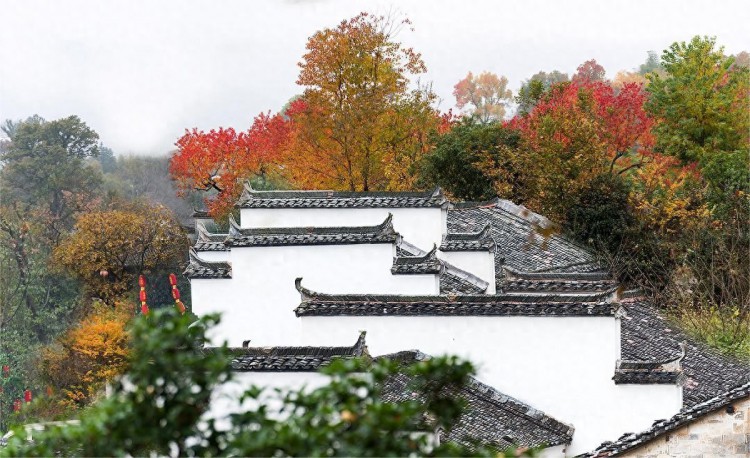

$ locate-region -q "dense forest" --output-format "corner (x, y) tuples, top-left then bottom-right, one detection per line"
(0, 12), (747, 435)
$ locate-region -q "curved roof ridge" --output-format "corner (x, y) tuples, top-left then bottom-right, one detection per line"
(503, 266), (612, 282)
(238, 184), (449, 209)
(226, 214), (400, 247)
(293, 279), (620, 317)
(203, 332), (368, 372)
(184, 248), (232, 279)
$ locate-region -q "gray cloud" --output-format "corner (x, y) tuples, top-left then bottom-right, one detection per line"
(1, 0), (747, 154)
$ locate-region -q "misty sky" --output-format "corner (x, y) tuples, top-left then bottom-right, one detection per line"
(1, 0), (748, 155)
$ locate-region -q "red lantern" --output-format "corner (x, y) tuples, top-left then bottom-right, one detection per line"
(141, 303), (150, 315)
(175, 300), (186, 315)
(13, 399), (20, 412)
(2, 365), (8, 377)
(24, 389), (32, 403)
(168, 273), (177, 286)
(171, 289), (180, 300)
(138, 275), (146, 287)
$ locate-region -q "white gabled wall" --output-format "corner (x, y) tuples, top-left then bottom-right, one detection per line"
(240, 207), (444, 253)
(296, 315), (682, 456)
(438, 250), (496, 293)
(191, 243), (438, 347)
(195, 250), (230, 262)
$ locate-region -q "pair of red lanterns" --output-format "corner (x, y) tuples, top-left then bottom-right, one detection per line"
(138, 273), (186, 315)
(10, 390), (32, 413)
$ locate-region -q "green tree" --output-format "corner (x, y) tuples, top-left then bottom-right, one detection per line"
(646, 36), (749, 164)
(515, 70), (569, 116)
(3, 310), (531, 457)
(0, 115), (102, 244)
(421, 119), (522, 201)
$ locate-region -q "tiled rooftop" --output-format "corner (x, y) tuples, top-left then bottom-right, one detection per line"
(237, 184), (449, 209)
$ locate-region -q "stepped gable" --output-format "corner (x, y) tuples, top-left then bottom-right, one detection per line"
(293, 278), (618, 317)
(439, 224), (496, 252)
(392, 244), (442, 274)
(397, 240), (488, 294)
(613, 343), (686, 385)
(620, 300), (750, 408)
(237, 184), (449, 209)
(204, 332), (368, 372)
(194, 223), (229, 252)
(225, 213), (400, 247)
(501, 267), (617, 294)
(379, 350), (574, 450)
(584, 381), (750, 457)
(184, 248), (232, 279)
(448, 200), (603, 286)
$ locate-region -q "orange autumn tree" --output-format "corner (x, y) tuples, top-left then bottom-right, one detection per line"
(40, 301), (131, 408)
(283, 12), (441, 191)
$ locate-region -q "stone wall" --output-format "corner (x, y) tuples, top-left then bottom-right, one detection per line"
(621, 395), (750, 457)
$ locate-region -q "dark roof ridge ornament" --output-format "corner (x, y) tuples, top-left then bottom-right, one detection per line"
(392, 243), (443, 275)
(184, 248), (232, 279)
(294, 277), (318, 302)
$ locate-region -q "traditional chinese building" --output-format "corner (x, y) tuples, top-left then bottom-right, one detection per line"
(186, 185), (750, 456)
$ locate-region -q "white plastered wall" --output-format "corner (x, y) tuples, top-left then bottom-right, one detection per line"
(296, 315), (682, 456)
(438, 250), (496, 293)
(240, 207), (445, 252)
(209, 372), (331, 431)
(191, 243), (438, 347)
(195, 250), (230, 262)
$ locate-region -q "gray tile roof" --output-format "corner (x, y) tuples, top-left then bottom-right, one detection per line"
(392, 245), (442, 275)
(194, 223), (229, 252)
(447, 202), (603, 288)
(501, 268), (617, 294)
(379, 351), (574, 450)
(203, 332), (368, 372)
(440, 268), (488, 295)
(237, 184), (449, 209)
(583, 381), (750, 457)
(620, 299), (750, 408)
(293, 278), (619, 317)
(439, 224), (496, 252)
(225, 213), (400, 247)
(210, 340), (574, 451)
(613, 345), (686, 385)
(183, 248), (232, 279)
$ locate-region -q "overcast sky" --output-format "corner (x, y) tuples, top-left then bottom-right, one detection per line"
(1, 0), (748, 155)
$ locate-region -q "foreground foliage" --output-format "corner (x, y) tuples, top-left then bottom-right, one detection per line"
(3, 310), (532, 457)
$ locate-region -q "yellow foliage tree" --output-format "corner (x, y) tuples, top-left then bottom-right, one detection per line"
(284, 12), (440, 191)
(41, 301), (131, 408)
(53, 201), (187, 304)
